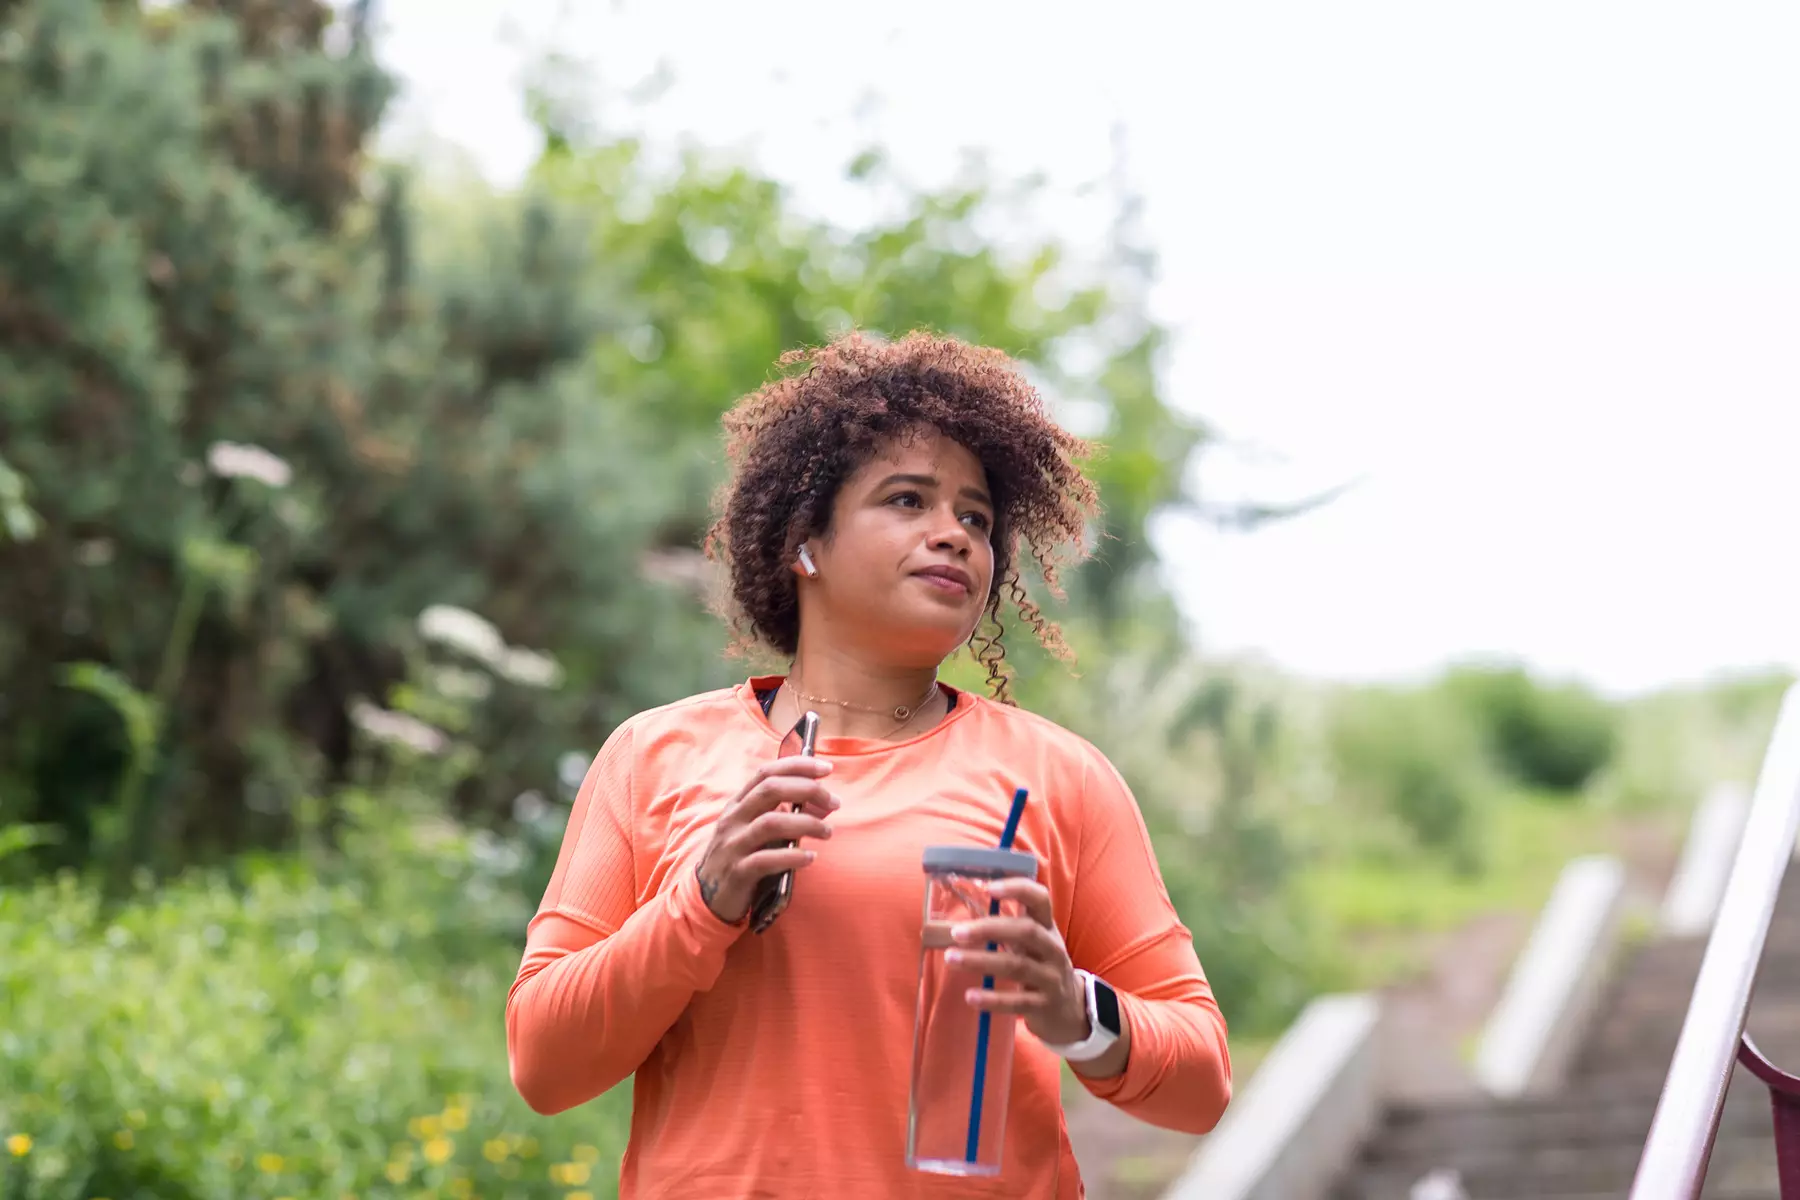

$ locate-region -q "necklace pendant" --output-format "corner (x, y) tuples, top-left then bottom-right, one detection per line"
(893, 705), (910, 720)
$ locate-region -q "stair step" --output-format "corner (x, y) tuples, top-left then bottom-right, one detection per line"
(1328, 875), (1800, 1200)
(1333, 1130), (1778, 1198)
(1363, 1088), (1769, 1161)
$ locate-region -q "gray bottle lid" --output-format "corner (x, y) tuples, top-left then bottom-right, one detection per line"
(921, 844), (1039, 879)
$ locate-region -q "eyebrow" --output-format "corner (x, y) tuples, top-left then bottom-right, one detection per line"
(874, 472), (992, 507)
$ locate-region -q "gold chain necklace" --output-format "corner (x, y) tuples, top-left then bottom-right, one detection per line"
(788, 677), (940, 723)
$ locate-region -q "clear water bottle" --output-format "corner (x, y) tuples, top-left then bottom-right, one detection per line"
(905, 844), (1039, 1177)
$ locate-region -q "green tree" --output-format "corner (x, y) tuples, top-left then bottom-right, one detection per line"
(0, 0), (1236, 885)
(0, 0), (712, 872)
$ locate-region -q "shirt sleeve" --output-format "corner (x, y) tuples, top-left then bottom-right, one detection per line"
(505, 721), (746, 1115)
(1060, 745), (1232, 1134)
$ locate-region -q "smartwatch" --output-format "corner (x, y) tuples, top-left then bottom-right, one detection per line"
(1039, 970), (1123, 1063)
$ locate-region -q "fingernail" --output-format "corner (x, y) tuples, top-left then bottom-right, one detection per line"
(946, 949), (964, 966)
(951, 924), (972, 942)
(804, 851), (817, 862)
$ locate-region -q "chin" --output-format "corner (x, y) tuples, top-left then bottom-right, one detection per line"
(873, 615), (978, 667)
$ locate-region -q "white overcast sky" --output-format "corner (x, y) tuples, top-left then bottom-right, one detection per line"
(371, 1), (1800, 697)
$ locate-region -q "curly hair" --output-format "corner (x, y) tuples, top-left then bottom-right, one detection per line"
(703, 330), (1101, 703)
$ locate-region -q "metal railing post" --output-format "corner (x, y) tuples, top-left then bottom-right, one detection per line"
(1629, 683), (1800, 1198)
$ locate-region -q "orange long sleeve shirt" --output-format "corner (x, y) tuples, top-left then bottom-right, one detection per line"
(506, 676), (1231, 1198)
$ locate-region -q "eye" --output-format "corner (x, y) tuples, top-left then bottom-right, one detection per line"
(961, 510), (992, 533)
(886, 490), (924, 509)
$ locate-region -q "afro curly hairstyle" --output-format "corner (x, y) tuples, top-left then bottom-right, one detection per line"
(703, 330), (1101, 703)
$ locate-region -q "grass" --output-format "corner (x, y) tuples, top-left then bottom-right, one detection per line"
(1297, 787), (1680, 992)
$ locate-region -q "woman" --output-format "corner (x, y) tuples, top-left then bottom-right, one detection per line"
(506, 331), (1231, 1198)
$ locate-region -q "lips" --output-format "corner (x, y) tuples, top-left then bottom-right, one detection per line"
(913, 565), (974, 595)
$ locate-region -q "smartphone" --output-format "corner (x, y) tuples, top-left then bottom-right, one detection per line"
(749, 710), (821, 935)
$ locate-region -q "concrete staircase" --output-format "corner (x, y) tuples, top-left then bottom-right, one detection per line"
(1329, 875), (1800, 1199)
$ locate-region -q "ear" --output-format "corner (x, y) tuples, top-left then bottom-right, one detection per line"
(794, 543), (820, 579)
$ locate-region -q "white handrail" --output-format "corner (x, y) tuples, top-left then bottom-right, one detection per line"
(1629, 682), (1800, 1197)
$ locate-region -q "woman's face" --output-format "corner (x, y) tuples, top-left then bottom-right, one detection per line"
(802, 428), (997, 666)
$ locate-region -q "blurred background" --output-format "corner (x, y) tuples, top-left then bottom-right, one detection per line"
(2, 2), (1796, 1198)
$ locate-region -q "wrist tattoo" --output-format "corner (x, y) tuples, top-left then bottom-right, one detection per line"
(696, 862), (720, 909)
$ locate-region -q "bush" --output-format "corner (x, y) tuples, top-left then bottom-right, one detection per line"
(1327, 686), (1495, 874)
(0, 798), (626, 1200)
(1441, 664), (1618, 793)
(1032, 645), (1335, 1037)
(1589, 668), (1793, 812)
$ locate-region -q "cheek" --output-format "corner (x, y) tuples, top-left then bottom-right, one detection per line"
(973, 539), (999, 592)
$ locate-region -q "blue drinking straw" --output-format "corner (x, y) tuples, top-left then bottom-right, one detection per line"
(965, 787), (1030, 1167)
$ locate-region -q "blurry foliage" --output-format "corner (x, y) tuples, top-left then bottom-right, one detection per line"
(1325, 683), (1497, 875)
(0, 809), (630, 1200)
(0, 453), (42, 542)
(1439, 661), (1619, 794)
(1038, 644), (1335, 1032)
(0, 0), (1207, 886)
(1590, 666), (1794, 813)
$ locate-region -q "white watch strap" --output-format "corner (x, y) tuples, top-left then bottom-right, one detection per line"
(1039, 970), (1118, 1063)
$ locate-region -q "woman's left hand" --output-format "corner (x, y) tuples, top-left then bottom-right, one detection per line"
(947, 877), (1088, 1046)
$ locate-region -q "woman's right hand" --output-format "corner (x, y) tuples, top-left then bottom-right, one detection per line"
(695, 757), (839, 925)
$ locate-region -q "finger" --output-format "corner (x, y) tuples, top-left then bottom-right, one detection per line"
(946, 948), (1062, 991)
(733, 846), (817, 879)
(753, 755), (835, 783)
(729, 756), (834, 805)
(733, 775), (839, 820)
(952, 917), (1063, 960)
(740, 810), (832, 846)
(964, 988), (1050, 1014)
(986, 878), (1055, 928)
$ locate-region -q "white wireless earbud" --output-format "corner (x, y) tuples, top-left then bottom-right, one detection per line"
(797, 545), (820, 578)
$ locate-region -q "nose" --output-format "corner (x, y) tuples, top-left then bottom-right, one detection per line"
(927, 504), (972, 556)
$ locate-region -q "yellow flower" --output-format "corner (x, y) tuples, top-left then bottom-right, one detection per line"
(567, 1193), (593, 1200)
(257, 1153), (285, 1175)
(516, 1136), (539, 1159)
(571, 1144), (600, 1164)
(422, 1137), (454, 1166)
(6, 1133), (30, 1157)
(442, 1107), (468, 1132)
(385, 1160), (411, 1184)
(112, 1130), (134, 1151)
(550, 1162), (590, 1186)
(449, 1178), (473, 1199)
(481, 1139), (510, 1164)
(409, 1115), (443, 1140)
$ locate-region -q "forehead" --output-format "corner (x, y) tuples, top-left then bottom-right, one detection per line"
(857, 428), (988, 486)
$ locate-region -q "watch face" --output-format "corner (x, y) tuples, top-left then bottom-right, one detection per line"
(1092, 977), (1123, 1038)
